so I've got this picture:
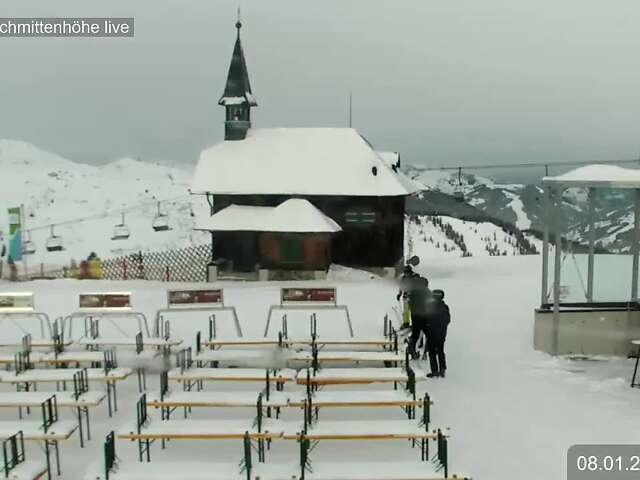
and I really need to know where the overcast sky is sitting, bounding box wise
[2,0,640,179]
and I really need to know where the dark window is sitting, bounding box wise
[345,208,376,227]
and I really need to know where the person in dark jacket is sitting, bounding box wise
[396,265,418,329]
[425,289,450,378]
[406,276,431,359]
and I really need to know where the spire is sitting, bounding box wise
[219,13,257,107]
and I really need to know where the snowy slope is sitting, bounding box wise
[0,140,209,269]
[405,164,636,251]
[406,214,540,260]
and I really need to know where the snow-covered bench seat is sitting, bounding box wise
[292,462,467,480]
[42,349,158,366]
[201,336,282,349]
[0,389,106,447]
[0,391,105,408]
[118,393,286,461]
[83,462,275,480]
[85,430,289,480]
[168,367,296,383]
[0,422,77,442]
[0,339,72,349]
[284,420,439,441]
[290,350,406,365]
[0,395,78,476]
[0,352,47,367]
[1,462,47,480]
[193,348,280,364]
[0,367,132,417]
[147,371,289,420]
[0,367,132,384]
[297,367,409,386]
[288,337,396,348]
[146,390,289,409]
[289,390,425,410]
[0,432,48,480]
[118,419,283,441]
[75,336,183,349]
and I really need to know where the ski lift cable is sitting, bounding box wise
[417,157,640,172]
[27,194,192,232]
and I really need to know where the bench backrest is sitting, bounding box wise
[2,431,25,478]
[104,431,116,480]
[135,331,143,354]
[437,429,448,477]
[21,334,32,354]
[241,431,252,480]
[103,349,117,374]
[160,371,169,401]
[136,394,148,434]
[73,369,89,400]
[253,393,263,433]
[299,434,311,480]
[422,392,431,429]
[176,347,193,374]
[406,365,416,398]
[41,395,58,433]
[208,315,216,340]
[13,351,31,375]
[52,317,65,354]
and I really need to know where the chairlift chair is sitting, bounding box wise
[46,226,64,252]
[152,202,171,232]
[22,231,36,255]
[112,213,131,241]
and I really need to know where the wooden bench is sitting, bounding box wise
[85,431,276,480]
[117,394,283,462]
[0,369,105,447]
[147,371,289,420]
[0,365,132,417]
[171,347,295,392]
[296,429,467,480]
[297,367,410,387]
[0,432,48,480]
[287,397,443,464]
[0,396,78,477]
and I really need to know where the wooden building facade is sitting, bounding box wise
[192,20,418,273]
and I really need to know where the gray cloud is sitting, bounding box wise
[1,0,640,180]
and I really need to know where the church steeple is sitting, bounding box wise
[219,14,257,141]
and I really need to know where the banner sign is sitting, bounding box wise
[7,207,22,262]
[167,289,223,308]
[0,292,34,311]
[79,292,131,310]
[281,287,336,305]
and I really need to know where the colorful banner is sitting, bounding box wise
[168,289,223,308]
[0,293,34,311]
[79,293,131,310]
[281,287,337,305]
[7,207,22,262]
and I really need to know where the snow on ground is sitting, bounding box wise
[406,215,541,259]
[0,255,638,479]
[0,140,209,269]
[503,190,531,230]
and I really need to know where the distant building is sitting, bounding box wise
[191,20,419,274]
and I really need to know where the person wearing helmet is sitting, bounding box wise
[425,289,450,378]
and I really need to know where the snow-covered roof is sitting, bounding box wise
[194,198,342,233]
[191,128,420,197]
[543,165,640,189]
